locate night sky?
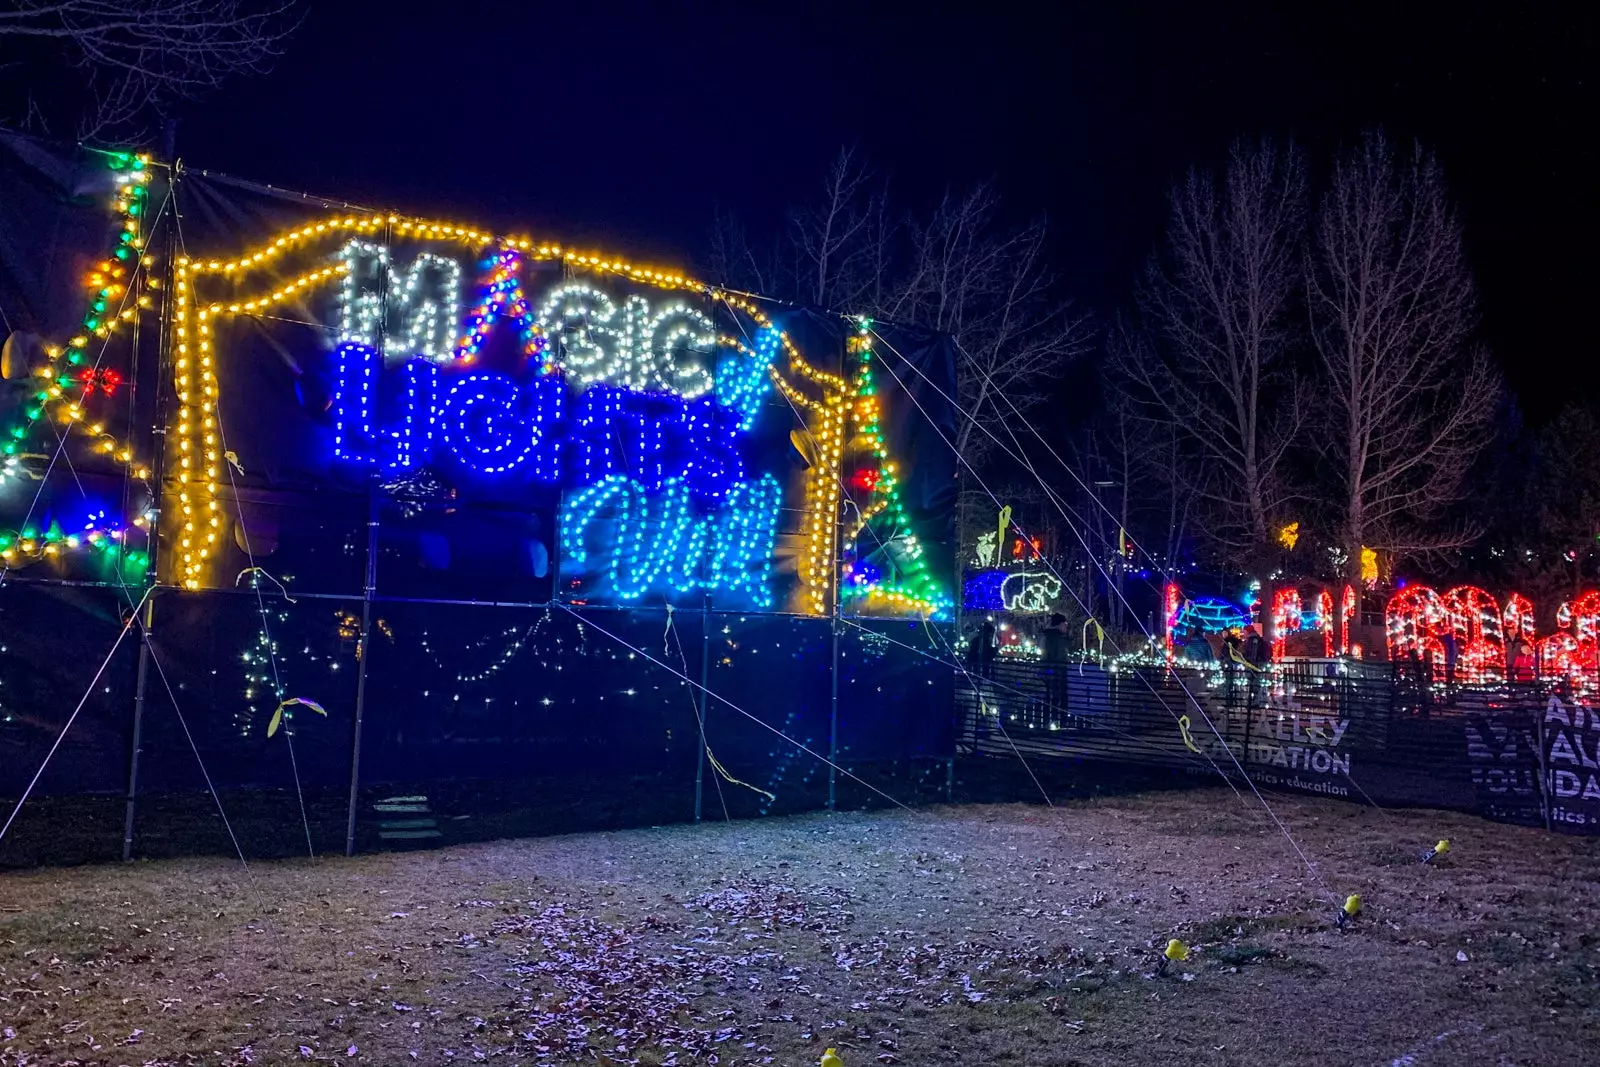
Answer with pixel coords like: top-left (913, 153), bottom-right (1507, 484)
top-left (171, 1), bottom-right (1594, 419)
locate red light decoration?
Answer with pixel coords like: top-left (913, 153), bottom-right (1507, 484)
top-left (1561, 591), bottom-right (1600, 644)
top-left (1502, 593), bottom-right (1535, 644)
top-left (1270, 587), bottom-right (1302, 661)
top-left (1339, 585), bottom-right (1357, 655)
top-left (1317, 590), bottom-right (1334, 657)
top-left (1547, 592), bottom-right (1600, 694)
top-left (1385, 584), bottom-right (1448, 675)
top-left (1009, 536), bottom-right (1042, 561)
top-left (1269, 586), bottom-right (1341, 660)
top-left (1442, 585), bottom-right (1505, 684)
top-left (1384, 585), bottom-right (1600, 691)
top-left (74, 367), bottom-right (123, 396)
top-left (851, 467), bottom-right (880, 492)
top-left (1163, 581), bottom-right (1182, 657)
top-left (1538, 632), bottom-right (1578, 686)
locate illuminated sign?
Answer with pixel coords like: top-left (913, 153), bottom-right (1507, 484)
top-left (962, 568), bottom-right (1062, 613)
top-left (148, 211), bottom-right (948, 616)
top-left (1, 150), bottom-right (951, 617)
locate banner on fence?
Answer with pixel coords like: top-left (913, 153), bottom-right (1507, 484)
top-left (1542, 695), bottom-right (1600, 829)
top-left (1243, 703), bottom-right (1353, 798)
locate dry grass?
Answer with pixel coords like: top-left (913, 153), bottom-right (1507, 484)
top-left (1, 788), bottom-right (1597, 1066)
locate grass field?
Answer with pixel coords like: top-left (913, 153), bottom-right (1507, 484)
top-left (1, 788), bottom-right (1597, 1066)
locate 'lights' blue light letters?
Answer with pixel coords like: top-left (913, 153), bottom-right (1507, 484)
top-left (329, 340), bottom-right (781, 603)
top-left (332, 342), bottom-right (747, 493)
top-left (443, 372), bottom-right (535, 474)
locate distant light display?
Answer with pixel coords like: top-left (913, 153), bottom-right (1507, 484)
top-left (1172, 596), bottom-right (1249, 636)
top-left (960, 568), bottom-right (1061, 614)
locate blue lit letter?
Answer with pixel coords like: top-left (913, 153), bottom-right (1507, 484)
top-left (332, 343), bottom-right (439, 472)
top-left (680, 398), bottom-right (745, 502)
top-left (443, 372), bottom-right (535, 474)
top-left (705, 474), bottom-right (782, 606)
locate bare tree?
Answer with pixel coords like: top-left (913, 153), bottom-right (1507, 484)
top-left (787, 145), bottom-right (885, 309)
top-left (707, 155), bottom-right (1088, 474)
top-left (0, 0), bottom-right (296, 138)
top-left (1308, 133), bottom-right (1499, 562)
top-left (1112, 139), bottom-right (1307, 568)
top-left (880, 185), bottom-right (1091, 467)
top-left (707, 204), bottom-right (771, 297)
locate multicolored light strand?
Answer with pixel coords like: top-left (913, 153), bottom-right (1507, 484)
top-left (1, 150), bottom-right (154, 577)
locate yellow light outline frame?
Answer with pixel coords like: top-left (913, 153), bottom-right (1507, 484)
top-left (169, 213), bottom-right (852, 613)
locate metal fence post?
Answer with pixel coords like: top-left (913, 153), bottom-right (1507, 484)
top-left (1240, 673), bottom-right (1253, 784)
top-left (344, 488), bottom-right (379, 856)
top-left (122, 594), bottom-right (155, 862)
top-left (695, 595), bottom-right (710, 822)
top-left (122, 155), bottom-right (177, 862)
top-left (828, 617), bottom-right (840, 811)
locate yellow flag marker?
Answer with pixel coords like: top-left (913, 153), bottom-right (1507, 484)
top-left (821, 1049), bottom-right (843, 1067)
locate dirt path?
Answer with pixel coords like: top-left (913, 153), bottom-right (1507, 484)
top-left (1, 789), bottom-right (1596, 1066)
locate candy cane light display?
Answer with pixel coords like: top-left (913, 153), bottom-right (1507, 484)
top-left (1385, 584), bottom-right (1449, 674)
top-left (1339, 584), bottom-right (1358, 655)
top-left (1316, 589), bottom-right (1334, 657)
top-left (1502, 592), bottom-right (1535, 644)
top-left (1545, 592), bottom-right (1600, 694)
top-left (1270, 585), bottom-right (1337, 659)
top-left (1381, 585), bottom-right (1600, 691)
top-left (1442, 585), bottom-right (1505, 684)
top-left (1269, 587), bottom-right (1301, 661)
top-left (1163, 581), bottom-right (1182, 657)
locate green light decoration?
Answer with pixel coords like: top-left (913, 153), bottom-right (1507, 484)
top-left (838, 329), bottom-right (952, 620)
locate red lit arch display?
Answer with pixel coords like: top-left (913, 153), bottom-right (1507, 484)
top-left (1384, 585), bottom-right (1600, 691)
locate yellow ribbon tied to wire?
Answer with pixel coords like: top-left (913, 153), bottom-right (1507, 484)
top-left (705, 746), bottom-right (777, 802)
top-left (267, 697), bottom-right (326, 738)
top-left (236, 565), bottom-right (296, 602)
top-left (663, 603), bottom-right (775, 802)
top-left (1177, 714), bottom-right (1202, 754)
top-left (1081, 617), bottom-right (1105, 657)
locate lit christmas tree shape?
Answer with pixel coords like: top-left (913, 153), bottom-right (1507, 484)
top-left (837, 330), bottom-right (952, 620)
